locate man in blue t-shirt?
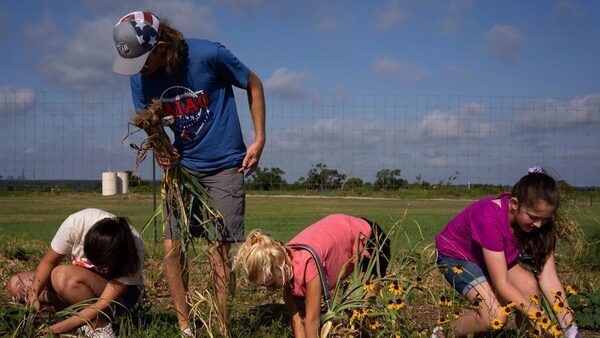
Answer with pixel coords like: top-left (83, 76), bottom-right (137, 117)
top-left (112, 11), bottom-right (265, 335)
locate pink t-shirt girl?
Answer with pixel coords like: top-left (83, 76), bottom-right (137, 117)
top-left (435, 193), bottom-right (521, 269)
top-left (286, 214), bottom-right (372, 297)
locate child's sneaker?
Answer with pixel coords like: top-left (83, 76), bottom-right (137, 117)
top-left (75, 323), bottom-right (117, 338)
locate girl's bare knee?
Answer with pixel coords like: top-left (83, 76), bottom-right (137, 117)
top-left (50, 265), bottom-right (73, 294)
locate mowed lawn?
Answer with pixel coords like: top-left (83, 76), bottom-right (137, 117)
top-left (1, 191), bottom-right (599, 245)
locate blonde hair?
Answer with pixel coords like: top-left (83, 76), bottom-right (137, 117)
top-left (233, 229), bottom-right (292, 286)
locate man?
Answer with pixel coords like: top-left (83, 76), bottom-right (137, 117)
top-left (112, 11), bottom-right (265, 336)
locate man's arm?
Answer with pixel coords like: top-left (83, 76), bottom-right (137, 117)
top-left (239, 71), bottom-right (265, 177)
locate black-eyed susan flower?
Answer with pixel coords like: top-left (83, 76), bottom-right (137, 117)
top-left (550, 325), bottom-right (563, 337)
top-left (438, 295), bottom-right (453, 307)
top-left (528, 310), bottom-right (544, 322)
top-left (565, 285), bottom-right (577, 296)
top-left (416, 276), bottom-right (423, 283)
top-left (453, 311), bottom-right (461, 319)
top-left (490, 318), bottom-right (504, 330)
top-left (505, 301), bottom-right (517, 308)
top-left (471, 299), bottom-right (480, 309)
top-left (529, 328), bottom-right (542, 337)
top-left (578, 297), bottom-right (588, 307)
top-left (553, 300), bottom-right (566, 313)
top-left (529, 294), bottom-right (540, 305)
top-left (452, 264), bottom-right (464, 274)
top-left (363, 281), bottom-right (376, 293)
top-left (539, 317), bottom-right (551, 330)
top-left (552, 290), bottom-right (564, 301)
top-left (437, 317), bottom-right (450, 325)
top-left (370, 321), bottom-right (381, 331)
top-left (387, 300), bottom-right (395, 310)
top-left (499, 305), bottom-right (512, 316)
top-left (388, 281), bottom-right (406, 296)
top-left (416, 328), bottom-right (428, 337)
top-left (395, 299), bottom-right (406, 309)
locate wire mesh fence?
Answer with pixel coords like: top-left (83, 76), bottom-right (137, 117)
top-left (1, 89), bottom-right (599, 191)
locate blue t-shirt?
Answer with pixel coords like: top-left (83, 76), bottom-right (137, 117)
top-left (130, 38), bottom-right (250, 172)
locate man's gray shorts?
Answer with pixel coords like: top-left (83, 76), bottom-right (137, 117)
top-left (164, 167), bottom-right (245, 243)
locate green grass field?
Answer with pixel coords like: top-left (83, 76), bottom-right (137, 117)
top-left (1, 192), bottom-right (599, 337)
top-left (2, 191), bottom-right (599, 244)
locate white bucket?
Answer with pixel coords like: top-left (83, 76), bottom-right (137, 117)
top-left (102, 171), bottom-right (117, 196)
top-left (117, 171), bottom-right (129, 194)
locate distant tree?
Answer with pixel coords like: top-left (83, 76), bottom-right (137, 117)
top-left (446, 171), bottom-right (460, 186)
top-left (344, 177), bottom-right (364, 189)
top-left (374, 168), bottom-right (406, 189)
top-left (247, 167), bottom-right (287, 190)
top-left (297, 163), bottom-right (346, 190)
top-left (558, 180), bottom-right (575, 196)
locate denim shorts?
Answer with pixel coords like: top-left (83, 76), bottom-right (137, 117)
top-left (437, 253), bottom-right (488, 296)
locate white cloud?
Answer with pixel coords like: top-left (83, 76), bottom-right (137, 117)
top-left (518, 93), bottom-right (600, 130)
top-left (484, 24), bottom-right (525, 63)
top-left (371, 57), bottom-right (428, 84)
top-left (27, 1), bottom-right (217, 91)
top-left (0, 87), bottom-right (36, 115)
top-left (376, 0), bottom-right (407, 32)
top-left (419, 103), bottom-right (493, 140)
top-left (264, 67), bottom-right (310, 99)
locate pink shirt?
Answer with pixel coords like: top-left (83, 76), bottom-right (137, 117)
top-left (435, 193), bottom-right (521, 269)
top-left (286, 214), bottom-right (372, 297)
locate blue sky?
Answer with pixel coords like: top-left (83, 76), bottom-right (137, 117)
top-left (1, 0), bottom-right (599, 186)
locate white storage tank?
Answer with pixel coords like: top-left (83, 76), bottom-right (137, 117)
top-left (102, 171), bottom-right (118, 196)
top-left (117, 171), bottom-right (129, 194)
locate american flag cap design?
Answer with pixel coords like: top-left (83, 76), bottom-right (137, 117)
top-left (112, 11), bottom-right (162, 75)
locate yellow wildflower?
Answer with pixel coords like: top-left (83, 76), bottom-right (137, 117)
top-left (551, 325), bottom-right (563, 337)
top-left (491, 318), bottom-right (504, 330)
top-left (529, 328), bottom-right (542, 337)
top-left (529, 294), bottom-right (540, 305)
top-left (387, 300), bottom-right (395, 310)
top-left (499, 305), bottom-right (512, 316)
top-left (552, 290), bottom-right (564, 301)
top-left (363, 281), bottom-right (376, 293)
top-left (370, 321), bottom-right (381, 331)
top-left (395, 299), bottom-right (406, 309)
top-left (528, 310), bottom-right (544, 322)
top-left (453, 311), bottom-right (461, 319)
top-left (437, 317), bottom-right (450, 325)
top-left (553, 300), bottom-right (566, 313)
top-left (471, 299), bottom-right (480, 309)
top-left (505, 301), bottom-right (517, 308)
top-left (416, 328), bottom-right (428, 337)
top-left (539, 317), bottom-right (551, 330)
top-left (452, 264), bottom-right (464, 274)
top-left (438, 295), bottom-right (453, 307)
top-left (565, 285), bottom-right (577, 296)
top-left (388, 281), bottom-right (406, 296)
top-left (578, 297), bottom-right (588, 307)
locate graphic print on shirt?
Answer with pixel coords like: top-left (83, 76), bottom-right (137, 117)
top-left (159, 86), bottom-right (212, 142)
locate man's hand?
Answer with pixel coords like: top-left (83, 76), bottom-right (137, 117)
top-left (155, 150), bottom-right (179, 169)
top-left (239, 141), bottom-right (264, 177)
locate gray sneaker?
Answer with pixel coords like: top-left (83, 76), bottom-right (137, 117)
top-left (75, 323), bottom-right (117, 338)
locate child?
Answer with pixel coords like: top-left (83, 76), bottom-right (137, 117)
top-left (6, 208), bottom-right (144, 337)
top-left (435, 167), bottom-right (579, 337)
top-left (234, 214), bottom-right (390, 338)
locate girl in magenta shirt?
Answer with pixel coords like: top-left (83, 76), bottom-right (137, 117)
top-left (435, 168), bottom-right (579, 337)
top-left (234, 214), bottom-right (390, 338)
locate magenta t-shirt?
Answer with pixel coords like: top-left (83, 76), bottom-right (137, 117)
top-left (286, 214), bottom-right (372, 297)
top-left (435, 193), bottom-right (520, 269)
